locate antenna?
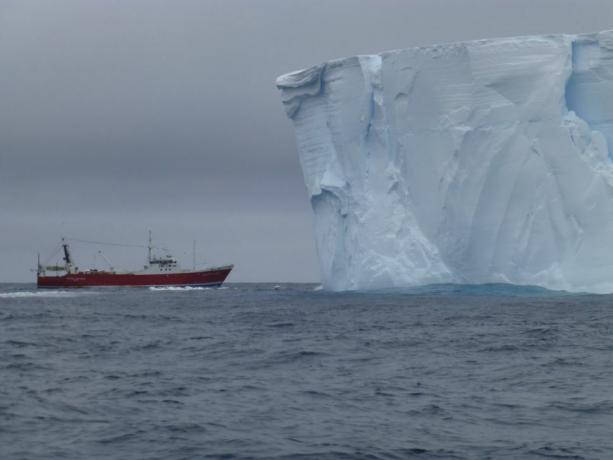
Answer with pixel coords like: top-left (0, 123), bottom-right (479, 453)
top-left (148, 230), bottom-right (152, 264)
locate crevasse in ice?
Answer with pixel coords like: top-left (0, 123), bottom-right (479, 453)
top-left (277, 31), bottom-right (613, 292)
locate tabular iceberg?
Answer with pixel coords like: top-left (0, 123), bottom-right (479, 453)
top-left (277, 31), bottom-right (613, 292)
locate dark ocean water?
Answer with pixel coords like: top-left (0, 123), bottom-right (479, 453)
top-left (1, 282), bottom-right (613, 459)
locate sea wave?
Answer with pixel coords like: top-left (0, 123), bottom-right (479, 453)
top-left (2, 282), bottom-right (611, 459)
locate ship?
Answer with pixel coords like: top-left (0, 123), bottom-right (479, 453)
top-left (37, 233), bottom-right (233, 288)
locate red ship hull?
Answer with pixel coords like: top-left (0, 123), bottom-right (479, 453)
top-left (37, 266), bottom-right (233, 288)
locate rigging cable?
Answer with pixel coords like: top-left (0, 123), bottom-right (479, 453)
top-left (42, 244), bottom-right (62, 265)
top-left (65, 237), bottom-right (168, 252)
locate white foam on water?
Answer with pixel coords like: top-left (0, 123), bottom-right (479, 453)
top-left (148, 286), bottom-right (210, 292)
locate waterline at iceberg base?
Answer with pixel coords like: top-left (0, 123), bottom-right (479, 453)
top-left (277, 30), bottom-right (613, 293)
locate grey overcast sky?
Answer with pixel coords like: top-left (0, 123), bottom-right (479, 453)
top-left (1, 0), bottom-right (612, 282)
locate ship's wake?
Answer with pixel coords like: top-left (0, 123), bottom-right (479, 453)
top-left (0, 290), bottom-right (92, 299)
top-left (148, 286), bottom-right (211, 292)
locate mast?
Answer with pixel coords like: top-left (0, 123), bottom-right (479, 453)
top-left (148, 230), bottom-right (152, 264)
top-left (193, 240), bottom-right (196, 270)
top-left (61, 237), bottom-right (73, 273)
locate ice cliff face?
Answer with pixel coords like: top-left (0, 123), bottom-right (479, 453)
top-left (277, 31), bottom-right (613, 292)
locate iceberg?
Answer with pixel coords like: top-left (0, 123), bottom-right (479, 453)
top-left (277, 31), bottom-right (613, 293)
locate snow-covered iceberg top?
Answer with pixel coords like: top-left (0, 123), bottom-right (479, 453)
top-left (277, 31), bottom-right (613, 293)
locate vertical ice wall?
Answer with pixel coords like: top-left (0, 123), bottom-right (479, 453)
top-left (278, 31), bottom-right (613, 292)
